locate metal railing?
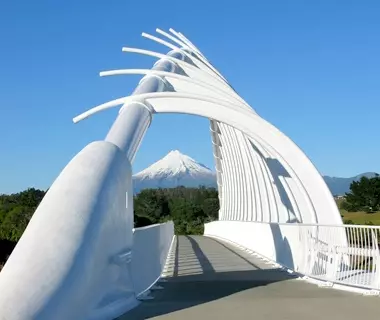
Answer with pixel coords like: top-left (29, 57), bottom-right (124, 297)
top-left (296, 224), bottom-right (380, 290)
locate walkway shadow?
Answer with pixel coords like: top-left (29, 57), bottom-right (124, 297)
top-left (121, 236), bottom-right (296, 319)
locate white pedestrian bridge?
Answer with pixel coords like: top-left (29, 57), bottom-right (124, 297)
top-left (0, 29), bottom-right (379, 319)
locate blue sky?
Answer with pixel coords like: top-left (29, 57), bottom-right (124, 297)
top-left (0, 0), bottom-right (379, 194)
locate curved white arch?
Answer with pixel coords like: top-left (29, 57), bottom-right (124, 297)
top-left (171, 29), bottom-right (228, 82)
top-left (143, 31), bottom-right (228, 82)
top-left (121, 47), bottom-right (252, 110)
top-left (160, 30), bottom-right (316, 223)
top-left (167, 28), bottom-right (228, 81)
top-left (73, 98), bottom-right (126, 123)
top-left (0, 28), bottom-right (357, 320)
top-left (169, 28), bottom-right (203, 56)
top-left (122, 47), bottom-right (225, 87)
top-left (156, 28), bottom-right (190, 51)
top-left (99, 68), bottom-right (250, 108)
top-left (75, 90), bottom-right (340, 225)
top-left (74, 87), bottom-right (322, 225)
top-left (138, 93), bottom-right (335, 224)
top-left (142, 32), bottom-right (180, 52)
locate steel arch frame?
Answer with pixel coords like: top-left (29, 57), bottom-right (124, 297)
top-left (75, 28), bottom-right (342, 225)
top-left (0, 28), bottom-right (347, 320)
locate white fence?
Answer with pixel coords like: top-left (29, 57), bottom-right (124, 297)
top-left (132, 221), bottom-right (174, 297)
top-left (204, 221), bottom-right (380, 290)
top-left (298, 224), bottom-right (380, 289)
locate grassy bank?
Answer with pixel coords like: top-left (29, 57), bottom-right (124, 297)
top-left (336, 198), bottom-right (380, 225)
top-left (340, 210), bottom-right (380, 225)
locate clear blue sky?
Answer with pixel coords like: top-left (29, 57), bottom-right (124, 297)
top-left (0, 0), bottom-right (379, 194)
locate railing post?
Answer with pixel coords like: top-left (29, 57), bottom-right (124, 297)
top-left (374, 251), bottom-right (380, 289)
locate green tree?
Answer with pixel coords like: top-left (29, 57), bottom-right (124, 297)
top-left (345, 176), bottom-right (380, 213)
top-left (0, 188), bottom-right (46, 242)
top-left (202, 198), bottom-right (219, 221)
top-left (133, 186), bottom-right (220, 235)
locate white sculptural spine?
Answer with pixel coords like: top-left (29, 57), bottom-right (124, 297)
top-left (0, 28), bottom-right (345, 320)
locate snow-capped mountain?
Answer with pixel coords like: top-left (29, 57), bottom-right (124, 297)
top-left (133, 150), bottom-right (217, 193)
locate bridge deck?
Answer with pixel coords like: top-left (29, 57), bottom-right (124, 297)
top-left (121, 236), bottom-right (379, 319)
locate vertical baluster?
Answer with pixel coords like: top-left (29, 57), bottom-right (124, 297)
top-left (353, 227), bottom-right (357, 286)
top-left (347, 226), bottom-right (353, 283)
top-left (364, 226), bottom-right (368, 286)
top-left (358, 227), bottom-right (364, 286)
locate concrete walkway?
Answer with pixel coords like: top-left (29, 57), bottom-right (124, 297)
top-left (120, 236), bottom-right (379, 319)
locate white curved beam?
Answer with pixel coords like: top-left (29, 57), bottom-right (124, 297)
top-left (74, 89), bottom-right (339, 225)
top-left (169, 28), bottom-right (203, 56)
top-left (71, 89), bottom-right (325, 224)
top-left (169, 28), bottom-right (207, 61)
top-left (99, 69), bottom-right (250, 108)
top-left (142, 32), bottom-right (179, 52)
top-left (167, 28), bottom-right (228, 82)
top-left (121, 47), bottom-right (227, 87)
top-left (132, 38), bottom-right (222, 85)
top-left (121, 47), bottom-right (249, 108)
top-left (122, 92), bottom-right (337, 224)
top-left (155, 28), bottom-right (190, 51)
top-left (1, 28), bottom-right (354, 320)
top-left (172, 29), bottom-right (225, 79)
top-left (73, 98), bottom-right (127, 123)
top-left (165, 30), bottom-right (275, 224)
top-left (118, 45), bottom-right (320, 225)
top-left (143, 32), bottom-right (227, 82)
top-left (72, 91), bottom-right (252, 124)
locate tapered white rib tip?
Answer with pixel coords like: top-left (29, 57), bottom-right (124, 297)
top-left (169, 28), bottom-right (176, 33)
top-left (99, 71), bottom-right (114, 77)
top-left (122, 47), bottom-right (135, 52)
top-left (72, 115), bottom-right (83, 123)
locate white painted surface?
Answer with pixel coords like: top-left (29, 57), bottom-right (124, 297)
top-left (0, 30), bottom-right (191, 319)
top-left (204, 221), bottom-right (380, 290)
top-left (0, 141), bottom-right (136, 320)
top-left (132, 222), bottom-right (174, 296)
top-left (204, 220), bottom-right (345, 272)
top-left (0, 27), bottom-right (357, 319)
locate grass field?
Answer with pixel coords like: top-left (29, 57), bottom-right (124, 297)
top-left (335, 198), bottom-right (380, 225)
top-left (340, 210), bottom-right (380, 225)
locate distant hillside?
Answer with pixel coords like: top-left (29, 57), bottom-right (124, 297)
top-left (133, 151), bottom-right (377, 197)
top-left (323, 172), bottom-right (378, 196)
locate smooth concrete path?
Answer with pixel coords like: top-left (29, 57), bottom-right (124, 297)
top-left (120, 236), bottom-right (379, 319)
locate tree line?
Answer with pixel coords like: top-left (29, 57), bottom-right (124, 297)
top-left (134, 186), bottom-right (219, 234)
top-left (0, 186), bottom-right (219, 268)
top-left (2, 175), bottom-right (379, 268)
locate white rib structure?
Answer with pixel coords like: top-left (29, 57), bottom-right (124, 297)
top-left (74, 28), bottom-right (342, 225)
top-left (0, 28), bottom-right (356, 320)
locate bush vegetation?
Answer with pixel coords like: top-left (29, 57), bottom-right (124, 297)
top-left (0, 186), bottom-right (219, 269)
top-left (338, 175), bottom-right (380, 225)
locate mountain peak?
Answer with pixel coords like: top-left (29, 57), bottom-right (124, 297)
top-left (133, 150), bottom-right (216, 193)
top-left (163, 150), bottom-right (192, 163)
top-left (167, 149), bottom-right (182, 155)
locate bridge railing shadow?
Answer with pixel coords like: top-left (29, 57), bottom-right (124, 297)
top-left (121, 236), bottom-right (296, 319)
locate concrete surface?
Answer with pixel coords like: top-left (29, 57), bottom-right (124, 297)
top-left (120, 236), bottom-right (379, 319)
